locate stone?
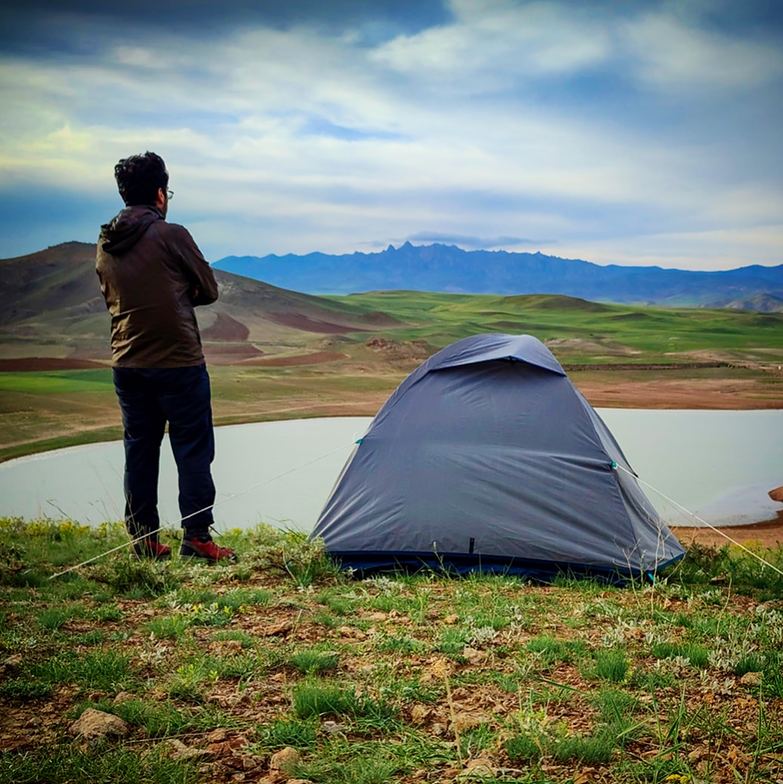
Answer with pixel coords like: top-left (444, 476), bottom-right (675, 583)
top-left (321, 720), bottom-right (348, 735)
top-left (260, 620), bottom-right (293, 637)
top-left (69, 708), bottom-right (129, 742)
top-left (164, 738), bottom-right (211, 761)
top-left (451, 711), bottom-right (490, 733)
top-left (458, 758), bottom-right (495, 778)
top-left (444, 614), bottom-right (459, 624)
top-left (462, 647), bottom-right (487, 664)
top-left (112, 691), bottom-right (135, 705)
top-left (740, 671), bottom-right (762, 687)
top-left (410, 704), bottom-right (431, 724)
top-left (269, 746), bottom-right (301, 773)
top-left (0, 653), bottom-right (23, 678)
top-left (769, 486), bottom-right (783, 503)
top-left (2, 653), bottom-right (23, 671)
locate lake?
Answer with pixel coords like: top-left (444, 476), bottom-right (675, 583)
top-left (0, 411), bottom-right (781, 532)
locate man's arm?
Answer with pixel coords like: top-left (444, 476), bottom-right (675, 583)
top-left (168, 225), bottom-right (219, 306)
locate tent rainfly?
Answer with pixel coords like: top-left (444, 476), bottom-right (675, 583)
top-left (311, 334), bottom-right (684, 581)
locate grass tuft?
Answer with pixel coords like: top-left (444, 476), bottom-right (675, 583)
top-left (592, 650), bottom-right (629, 682)
top-left (292, 680), bottom-right (395, 722)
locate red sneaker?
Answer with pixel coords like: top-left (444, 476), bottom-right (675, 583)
top-left (133, 537), bottom-right (172, 560)
top-left (180, 537), bottom-right (237, 563)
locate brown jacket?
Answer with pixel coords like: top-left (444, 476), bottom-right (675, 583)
top-left (96, 205), bottom-right (218, 367)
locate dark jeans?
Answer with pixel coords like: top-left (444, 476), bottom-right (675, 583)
top-left (113, 364), bottom-right (216, 539)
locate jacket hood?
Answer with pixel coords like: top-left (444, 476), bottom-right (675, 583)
top-left (100, 205), bottom-right (162, 254)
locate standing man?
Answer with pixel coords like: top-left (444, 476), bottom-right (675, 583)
top-left (96, 151), bottom-right (235, 562)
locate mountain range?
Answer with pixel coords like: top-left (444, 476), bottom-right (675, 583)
top-left (214, 242), bottom-right (783, 311)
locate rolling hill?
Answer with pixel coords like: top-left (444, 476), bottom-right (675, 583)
top-left (0, 242), bottom-right (399, 362)
top-left (213, 242), bottom-right (783, 310)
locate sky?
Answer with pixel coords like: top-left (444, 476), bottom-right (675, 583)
top-left (1, 0), bottom-right (782, 269)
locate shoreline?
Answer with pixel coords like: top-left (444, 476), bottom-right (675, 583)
top-left (672, 513), bottom-right (783, 548)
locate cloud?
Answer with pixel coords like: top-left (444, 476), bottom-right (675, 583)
top-left (624, 12), bottom-right (783, 89)
top-left (405, 232), bottom-right (554, 249)
top-left (372, 0), bottom-right (612, 91)
top-left (0, 1), bottom-right (780, 268)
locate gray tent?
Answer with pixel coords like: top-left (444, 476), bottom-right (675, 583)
top-left (312, 334), bottom-right (684, 581)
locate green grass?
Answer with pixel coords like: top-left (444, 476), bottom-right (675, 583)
top-left (591, 650), bottom-right (630, 682)
top-left (30, 649), bottom-right (135, 692)
top-left (292, 680), bottom-right (396, 722)
top-left (333, 291), bottom-right (783, 363)
top-left (3, 520), bottom-right (783, 784)
top-left (0, 746), bottom-right (197, 783)
top-left (146, 614), bottom-right (192, 639)
top-left (287, 648), bottom-right (340, 675)
top-left (3, 292), bottom-right (783, 462)
top-left (651, 641), bottom-right (710, 668)
top-left (0, 369), bottom-right (115, 394)
top-left (255, 717), bottom-right (319, 750)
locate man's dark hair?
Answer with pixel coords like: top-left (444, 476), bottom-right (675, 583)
top-left (114, 151), bottom-right (169, 206)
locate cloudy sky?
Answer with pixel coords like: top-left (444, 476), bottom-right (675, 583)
top-left (1, 0), bottom-right (781, 269)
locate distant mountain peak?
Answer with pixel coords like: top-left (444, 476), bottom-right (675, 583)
top-left (212, 244), bottom-right (783, 310)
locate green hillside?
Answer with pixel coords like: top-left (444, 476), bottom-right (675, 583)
top-left (333, 292), bottom-right (783, 365)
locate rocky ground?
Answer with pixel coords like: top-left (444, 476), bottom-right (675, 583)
top-left (1, 521), bottom-right (782, 783)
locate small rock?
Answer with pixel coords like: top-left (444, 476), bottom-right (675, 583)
top-left (410, 704), bottom-right (431, 724)
top-left (207, 728), bottom-right (230, 743)
top-left (367, 612), bottom-right (387, 621)
top-left (112, 691), bottom-right (135, 705)
top-left (69, 708), bottom-right (129, 742)
top-left (444, 614), bottom-right (459, 624)
top-left (240, 755), bottom-right (261, 770)
top-left (462, 647), bottom-right (487, 664)
top-left (338, 625), bottom-right (367, 639)
top-left (458, 758), bottom-right (495, 778)
top-left (270, 746), bottom-right (301, 773)
top-left (768, 485), bottom-right (783, 503)
top-left (740, 671), bottom-right (762, 687)
top-left (164, 738), bottom-right (212, 761)
top-left (451, 712), bottom-right (490, 733)
top-left (260, 620), bottom-right (293, 637)
top-left (2, 653), bottom-right (23, 673)
top-left (321, 720), bottom-right (347, 735)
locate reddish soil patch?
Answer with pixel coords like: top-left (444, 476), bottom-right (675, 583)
top-left (673, 512), bottom-right (783, 548)
top-left (204, 343), bottom-right (265, 364)
top-left (200, 312), bottom-right (250, 341)
top-left (239, 351), bottom-right (348, 366)
top-left (267, 312), bottom-right (368, 334)
top-left (0, 357), bottom-right (107, 371)
top-left (576, 377), bottom-right (783, 410)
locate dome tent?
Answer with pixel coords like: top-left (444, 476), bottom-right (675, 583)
top-left (312, 334), bottom-right (684, 582)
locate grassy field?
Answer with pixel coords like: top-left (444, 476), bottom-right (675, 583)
top-left (333, 292), bottom-right (783, 365)
top-left (0, 520), bottom-right (781, 783)
top-left (1, 293), bottom-right (782, 461)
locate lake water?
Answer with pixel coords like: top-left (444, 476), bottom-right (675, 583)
top-left (0, 411), bottom-right (781, 532)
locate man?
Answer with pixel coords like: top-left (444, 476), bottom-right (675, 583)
top-left (96, 151), bottom-right (235, 562)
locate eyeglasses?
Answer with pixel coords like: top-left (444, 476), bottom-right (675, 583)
top-left (167, 189), bottom-right (174, 201)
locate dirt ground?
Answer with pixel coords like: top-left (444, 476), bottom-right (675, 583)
top-left (672, 511), bottom-right (783, 548)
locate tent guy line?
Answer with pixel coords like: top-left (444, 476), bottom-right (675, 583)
top-left (613, 463), bottom-right (783, 577)
top-left (45, 440), bottom-right (781, 580)
top-left (47, 442), bottom-right (352, 580)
